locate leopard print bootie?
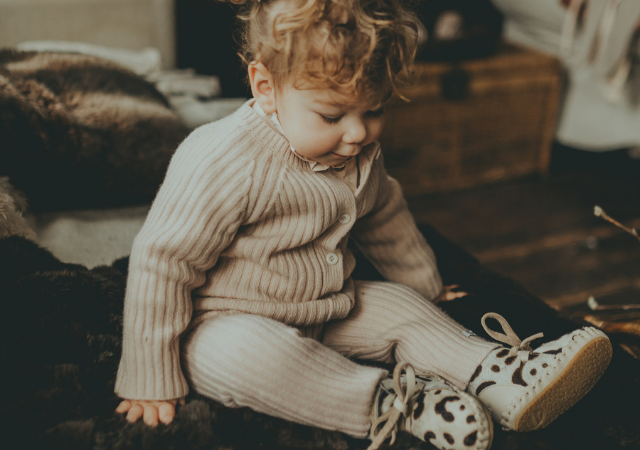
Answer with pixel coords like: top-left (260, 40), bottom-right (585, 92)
top-left (467, 313), bottom-right (612, 432)
top-left (369, 363), bottom-right (493, 450)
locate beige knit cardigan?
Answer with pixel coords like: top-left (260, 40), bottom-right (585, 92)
top-left (115, 100), bottom-right (443, 401)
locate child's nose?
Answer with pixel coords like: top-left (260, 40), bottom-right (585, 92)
top-left (343, 119), bottom-right (367, 144)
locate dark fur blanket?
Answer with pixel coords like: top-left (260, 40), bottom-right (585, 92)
top-left (0, 50), bottom-right (190, 212)
top-left (2, 225), bottom-right (639, 450)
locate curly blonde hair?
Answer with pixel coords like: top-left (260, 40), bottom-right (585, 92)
top-left (227, 0), bottom-right (420, 105)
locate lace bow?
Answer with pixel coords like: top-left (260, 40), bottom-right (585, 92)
top-left (368, 363), bottom-right (418, 450)
top-left (481, 313), bottom-right (544, 360)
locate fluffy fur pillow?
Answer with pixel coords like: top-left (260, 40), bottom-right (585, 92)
top-left (0, 176), bottom-right (35, 240)
top-left (0, 49), bottom-right (190, 212)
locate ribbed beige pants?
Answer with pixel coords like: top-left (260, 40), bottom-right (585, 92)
top-left (181, 281), bottom-right (497, 438)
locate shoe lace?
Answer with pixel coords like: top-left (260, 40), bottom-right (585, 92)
top-left (368, 362), bottom-right (418, 450)
top-left (481, 313), bottom-right (544, 361)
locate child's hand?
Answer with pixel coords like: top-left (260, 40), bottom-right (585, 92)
top-left (115, 397), bottom-right (185, 426)
top-left (433, 284), bottom-right (469, 303)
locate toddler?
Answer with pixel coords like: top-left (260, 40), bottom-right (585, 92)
top-left (115, 1), bottom-right (613, 449)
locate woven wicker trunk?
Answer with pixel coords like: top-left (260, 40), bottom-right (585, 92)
top-left (380, 43), bottom-right (562, 196)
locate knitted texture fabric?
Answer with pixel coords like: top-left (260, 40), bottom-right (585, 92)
top-left (115, 100), bottom-right (443, 401)
top-left (182, 281), bottom-right (496, 439)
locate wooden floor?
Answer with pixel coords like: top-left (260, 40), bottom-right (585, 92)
top-left (405, 146), bottom-right (640, 332)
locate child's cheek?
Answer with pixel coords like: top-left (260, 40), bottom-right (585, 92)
top-left (368, 119), bottom-right (385, 144)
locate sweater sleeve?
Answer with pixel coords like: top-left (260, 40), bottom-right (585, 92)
top-left (351, 154), bottom-right (443, 301)
top-left (115, 124), bottom-right (255, 401)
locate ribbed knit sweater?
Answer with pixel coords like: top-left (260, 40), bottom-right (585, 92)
top-left (115, 100), bottom-right (443, 401)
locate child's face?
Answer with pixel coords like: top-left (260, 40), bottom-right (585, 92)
top-left (274, 82), bottom-right (386, 167)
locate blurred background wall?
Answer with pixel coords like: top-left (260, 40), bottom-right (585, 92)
top-left (0, 0), bottom-right (176, 68)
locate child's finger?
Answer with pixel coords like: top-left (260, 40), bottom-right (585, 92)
top-left (446, 290), bottom-right (468, 300)
top-left (158, 403), bottom-right (176, 424)
top-left (115, 400), bottom-right (132, 414)
top-left (435, 285), bottom-right (471, 302)
top-left (126, 403), bottom-right (144, 423)
top-left (143, 405), bottom-right (159, 427)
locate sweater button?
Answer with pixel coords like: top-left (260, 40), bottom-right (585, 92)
top-left (326, 253), bottom-right (339, 265)
top-left (339, 214), bottom-right (351, 224)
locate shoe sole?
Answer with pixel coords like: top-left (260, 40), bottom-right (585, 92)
top-left (483, 403), bottom-right (494, 450)
top-left (513, 328), bottom-right (612, 432)
top-left (461, 391), bottom-right (495, 450)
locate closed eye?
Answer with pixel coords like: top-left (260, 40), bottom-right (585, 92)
top-left (366, 107), bottom-right (385, 118)
top-left (320, 114), bottom-right (343, 124)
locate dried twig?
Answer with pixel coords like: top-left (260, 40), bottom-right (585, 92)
top-left (594, 205), bottom-right (640, 243)
top-left (588, 296), bottom-right (640, 311)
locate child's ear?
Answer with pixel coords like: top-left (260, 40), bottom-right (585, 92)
top-left (249, 62), bottom-right (277, 114)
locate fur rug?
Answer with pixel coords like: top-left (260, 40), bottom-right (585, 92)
top-left (0, 50), bottom-right (190, 212)
top-left (2, 226), bottom-right (640, 450)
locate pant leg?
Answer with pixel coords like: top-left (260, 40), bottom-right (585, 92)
top-left (322, 281), bottom-right (498, 389)
top-left (181, 313), bottom-right (387, 438)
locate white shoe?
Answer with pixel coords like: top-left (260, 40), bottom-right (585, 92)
top-left (467, 313), bottom-right (612, 432)
top-left (369, 363), bottom-right (493, 450)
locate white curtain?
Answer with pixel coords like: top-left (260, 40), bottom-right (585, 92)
top-left (492, 0), bottom-right (640, 151)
